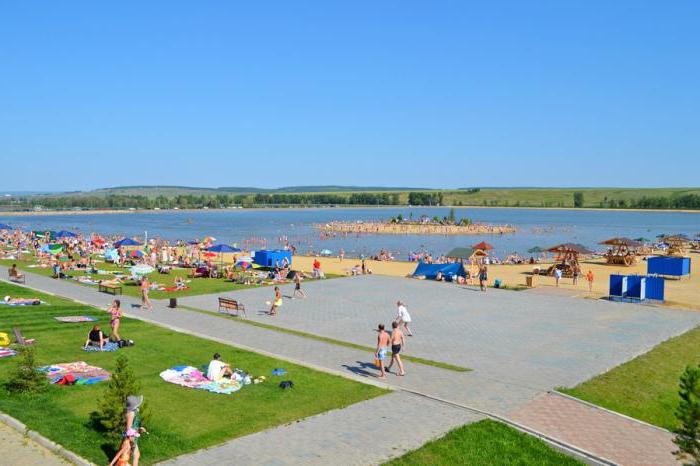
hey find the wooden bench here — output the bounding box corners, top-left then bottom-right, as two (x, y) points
(7, 270), (25, 284)
(218, 297), (246, 318)
(98, 283), (123, 295)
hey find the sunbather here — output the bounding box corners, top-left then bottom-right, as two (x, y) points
(206, 352), (233, 381)
(84, 325), (108, 350)
(8, 264), (24, 281)
(3, 296), (40, 305)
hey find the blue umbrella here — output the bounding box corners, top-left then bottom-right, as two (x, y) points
(0, 223), (12, 230)
(206, 244), (241, 253)
(55, 230), (77, 238)
(114, 238), (142, 248)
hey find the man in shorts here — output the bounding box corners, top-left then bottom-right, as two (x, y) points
(375, 324), (390, 379)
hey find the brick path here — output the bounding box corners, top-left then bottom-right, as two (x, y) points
(0, 421), (67, 466)
(3, 272), (692, 465)
(510, 392), (680, 466)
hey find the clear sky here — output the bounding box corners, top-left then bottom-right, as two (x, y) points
(1, 1), (699, 191)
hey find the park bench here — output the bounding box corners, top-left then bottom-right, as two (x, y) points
(7, 269), (25, 284)
(218, 297), (246, 318)
(98, 283), (123, 295)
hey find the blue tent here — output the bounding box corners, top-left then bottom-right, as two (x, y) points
(55, 230), (78, 238)
(412, 262), (466, 280)
(254, 249), (293, 267)
(114, 238), (142, 248)
(206, 244), (242, 253)
(0, 223), (13, 230)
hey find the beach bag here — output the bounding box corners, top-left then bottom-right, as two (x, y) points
(279, 380), (294, 389)
(374, 357), (380, 368)
(57, 374), (76, 385)
(0, 333), (9, 346)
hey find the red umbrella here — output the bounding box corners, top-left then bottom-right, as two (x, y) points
(203, 252), (217, 258)
(472, 241), (494, 251)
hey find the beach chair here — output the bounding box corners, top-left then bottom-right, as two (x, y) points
(13, 327), (35, 346)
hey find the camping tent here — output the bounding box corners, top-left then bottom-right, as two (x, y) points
(253, 250), (292, 267)
(413, 262), (466, 280)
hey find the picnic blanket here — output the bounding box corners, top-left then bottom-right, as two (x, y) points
(54, 316), (97, 323)
(0, 347), (17, 359)
(160, 365), (251, 395)
(38, 361), (111, 385)
(83, 342), (119, 352)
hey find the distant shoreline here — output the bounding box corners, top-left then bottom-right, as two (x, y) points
(1, 204), (699, 218)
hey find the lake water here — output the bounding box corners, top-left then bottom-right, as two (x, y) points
(1, 208), (698, 259)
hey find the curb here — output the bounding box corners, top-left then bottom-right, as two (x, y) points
(0, 412), (96, 466)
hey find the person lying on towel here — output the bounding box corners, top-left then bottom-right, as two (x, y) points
(3, 296), (41, 305)
(207, 352), (234, 381)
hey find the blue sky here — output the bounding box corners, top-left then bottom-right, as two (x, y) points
(1, 1), (698, 191)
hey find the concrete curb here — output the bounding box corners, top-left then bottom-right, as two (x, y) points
(0, 411), (96, 466)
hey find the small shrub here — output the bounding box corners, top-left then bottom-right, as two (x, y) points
(6, 346), (48, 394)
(674, 365), (700, 465)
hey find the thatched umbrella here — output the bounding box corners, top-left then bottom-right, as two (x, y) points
(472, 241), (494, 251)
(547, 243), (592, 263)
(599, 237), (642, 265)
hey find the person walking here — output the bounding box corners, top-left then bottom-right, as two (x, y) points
(478, 265), (488, 292)
(394, 301), (413, 336)
(293, 273), (306, 299)
(108, 299), (122, 341)
(572, 264), (580, 285)
(124, 395), (147, 466)
(554, 267), (562, 287)
(387, 322), (406, 376)
(140, 277), (153, 310)
(339, 248), (345, 262)
(375, 324), (390, 379)
(586, 269), (594, 292)
(269, 286), (283, 315)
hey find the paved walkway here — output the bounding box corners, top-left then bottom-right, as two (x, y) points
(162, 392), (481, 466)
(5, 272), (692, 465)
(510, 392), (680, 466)
(0, 421), (67, 466)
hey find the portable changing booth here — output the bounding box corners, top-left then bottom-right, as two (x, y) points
(253, 250), (292, 267)
(609, 274), (665, 302)
(647, 256), (691, 278)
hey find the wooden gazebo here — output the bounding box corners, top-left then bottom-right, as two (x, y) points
(599, 237), (643, 266)
(542, 243), (593, 277)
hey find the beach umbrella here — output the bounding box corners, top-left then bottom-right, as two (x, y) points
(472, 241), (494, 251)
(55, 230), (77, 238)
(114, 237), (142, 248)
(320, 249), (333, 256)
(236, 260), (252, 269)
(130, 264), (154, 276)
(203, 252), (217, 258)
(633, 237), (650, 243)
(206, 244), (241, 253)
(104, 248), (119, 261)
(129, 250), (144, 258)
(527, 246), (545, 254)
(45, 244), (63, 255)
(0, 223), (12, 230)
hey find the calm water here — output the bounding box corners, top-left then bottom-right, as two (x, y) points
(2, 208), (698, 259)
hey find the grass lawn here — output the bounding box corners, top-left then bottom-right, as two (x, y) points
(0, 281), (385, 465)
(384, 419), (582, 465)
(560, 325), (700, 431)
(0, 257), (341, 300)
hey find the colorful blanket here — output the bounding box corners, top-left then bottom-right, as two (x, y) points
(0, 347), (17, 359)
(160, 365), (251, 395)
(38, 361), (111, 385)
(54, 316), (97, 323)
(83, 342), (119, 352)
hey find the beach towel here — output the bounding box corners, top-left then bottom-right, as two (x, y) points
(38, 361), (111, 385)
(161, 286), (190, 292)
(0, 347), (17, 359)
(83, 342), (119, 352)
(0, 300), (43, 306)
(159, 365), (250, 395)
(75, 277), (100, 285)
(54, 316), (97, 323)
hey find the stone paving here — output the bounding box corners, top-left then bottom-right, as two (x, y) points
(510, 392), (680, 466)
(162, 392), (481, 466)
(5, 272), (696, 465)
(0, 421), (67, 466)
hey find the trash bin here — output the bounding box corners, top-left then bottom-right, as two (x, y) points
(169, 298), (177, 309)
(526, 276), (534, 287)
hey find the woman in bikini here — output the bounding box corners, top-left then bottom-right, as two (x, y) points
(108, 299), (122, 341)
(387, 321), (406, 376)
(269, 286), (283, 315)
(140, 277), (153, 311)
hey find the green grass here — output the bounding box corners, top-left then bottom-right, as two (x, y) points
(0, 258), (340, 300)
(179, 305), (471, 373)
(0, 281), (386, 465)
(560, 325), (700, 431)
(384, 419), (582, 465)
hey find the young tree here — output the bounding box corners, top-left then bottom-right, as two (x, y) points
(6, 346), (47, 394)
(573, 191), (584, 208)
(95, 355), (147, 443)
(448, 208), (456, 224)
(674, 365), (700, 465)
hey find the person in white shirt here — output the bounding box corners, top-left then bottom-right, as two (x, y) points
(207, 352), (233, 381)
(395, 301), (413, 336)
